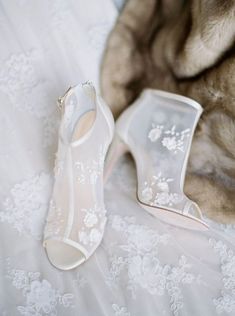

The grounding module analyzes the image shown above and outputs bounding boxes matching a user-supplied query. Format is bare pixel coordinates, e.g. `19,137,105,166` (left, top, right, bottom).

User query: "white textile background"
0,1,235,315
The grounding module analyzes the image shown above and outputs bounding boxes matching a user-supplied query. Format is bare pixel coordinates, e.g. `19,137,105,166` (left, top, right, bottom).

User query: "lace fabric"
0,0,235,315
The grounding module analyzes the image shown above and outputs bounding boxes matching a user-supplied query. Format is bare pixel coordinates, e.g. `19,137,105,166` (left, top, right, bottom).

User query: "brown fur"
101,0,235,223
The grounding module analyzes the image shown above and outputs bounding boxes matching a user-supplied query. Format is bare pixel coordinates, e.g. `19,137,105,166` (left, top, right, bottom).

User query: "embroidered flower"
84,212,98,228
12,270,30,290
154,192,182,207
107,215,199,315
112,303,130,316
156,181,169,192
75,145,105,184
0,172,52,240
0,50,53,118
209,239,235,314
162,137,177,151
111,215,129,232
162,126,191,154
44,199,64,238
79,231,89,245
141,187,153,202
154,192,171,205
128,254,167,295
79,228,102,245
82,205,106,228
148,125,163,142
26,280,57,314
147,122,191,154
90,228,102,243
141,174,182,207
128,227,158,253
6,267,74,316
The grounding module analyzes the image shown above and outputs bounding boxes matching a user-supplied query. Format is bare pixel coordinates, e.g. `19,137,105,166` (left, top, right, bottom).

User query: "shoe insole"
72,110,96,142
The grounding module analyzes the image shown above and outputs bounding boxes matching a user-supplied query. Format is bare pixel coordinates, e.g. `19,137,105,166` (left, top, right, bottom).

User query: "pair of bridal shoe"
43,82,209,270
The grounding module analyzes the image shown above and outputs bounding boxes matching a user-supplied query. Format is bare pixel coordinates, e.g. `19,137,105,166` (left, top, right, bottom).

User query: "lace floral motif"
72,272,88,289
141,173,183,207
0,50,58,149
209,239,235,314
82,204,106,228
0,172,52,240
78,205,107,247
112,303,131,316
148,125,163,142
79,228,102,246
106,215,200,316
0,50,52,118
148,124,190,154
75,145,105,184
44,199,64,238
6,267,74,316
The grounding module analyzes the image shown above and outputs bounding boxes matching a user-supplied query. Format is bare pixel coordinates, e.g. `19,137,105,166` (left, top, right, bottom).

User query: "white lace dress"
0,1,234,315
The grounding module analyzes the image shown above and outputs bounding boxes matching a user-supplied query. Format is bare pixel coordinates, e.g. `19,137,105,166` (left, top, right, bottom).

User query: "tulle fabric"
0,1,235,316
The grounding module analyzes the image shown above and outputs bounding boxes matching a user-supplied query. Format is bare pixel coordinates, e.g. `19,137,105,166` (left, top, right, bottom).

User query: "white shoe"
105,89,209,231
43,82,114,270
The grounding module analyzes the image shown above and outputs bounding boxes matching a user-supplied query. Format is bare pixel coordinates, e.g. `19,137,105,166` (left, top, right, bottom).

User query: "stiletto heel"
104,135,128,182
106,89,209,231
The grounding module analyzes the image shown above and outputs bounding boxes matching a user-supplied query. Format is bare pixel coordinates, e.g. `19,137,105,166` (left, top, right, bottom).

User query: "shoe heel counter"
98,95,115,142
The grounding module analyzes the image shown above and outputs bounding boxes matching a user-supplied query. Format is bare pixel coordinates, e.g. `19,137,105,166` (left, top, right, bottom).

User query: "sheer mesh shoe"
43,82,114,270
105,89,209,231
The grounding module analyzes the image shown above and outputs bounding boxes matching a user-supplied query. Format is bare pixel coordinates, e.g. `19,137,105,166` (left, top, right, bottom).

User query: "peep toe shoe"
105,89,209,231
43,82,114,270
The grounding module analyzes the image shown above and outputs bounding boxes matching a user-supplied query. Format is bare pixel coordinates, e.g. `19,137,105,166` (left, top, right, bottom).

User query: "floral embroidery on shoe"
44,199,64,238
161,125,190,154
141,187,153,202
83,211,98,228
77,204,107,247
82,204,106,228
75,145,105,184
141,173,183,207
154,192,182,206
79,228,102,246
148,124,163,142
148,123,190,154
